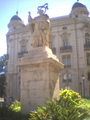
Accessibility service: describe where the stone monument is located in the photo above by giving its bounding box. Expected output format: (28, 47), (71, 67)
(16, 3), (64, 114)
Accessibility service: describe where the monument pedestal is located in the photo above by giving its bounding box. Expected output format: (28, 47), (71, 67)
(16, 46), (63, 114)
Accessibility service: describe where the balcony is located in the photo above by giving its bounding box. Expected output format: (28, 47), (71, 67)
(63, 79), (67, 82)
(18, 51), (28, 58)
(5, 54), (9, 60)
(68, 79), (72, 82)
(60, 46), (72, 52)
(52, 47), (56, 54)
(84, 44), (90, 50)
(63, 79), (72, 83)
(64, 65), (71, 68)
(87, 63), (90, 66)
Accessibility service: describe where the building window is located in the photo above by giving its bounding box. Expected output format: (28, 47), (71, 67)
(68, 73), (72, 80)
(63, 40), (68, 47)
(67, 56), (71, 66)
(63, 73), (72, 82)
(62, 55), (71, 67)
(89, 85), (90, 95)
(86, 53), (90, 65)
(63, 74), (67, 82)
(85, 33), (90, 45)
(68, 73), (72, 82)
(88, 72), (90, 80)
(21, 45), (26, 52)
(63, 74), (67, 80)
(62, 57), (66, 66)
(49, 41), (52, 49)
(65, 86), (70, 90)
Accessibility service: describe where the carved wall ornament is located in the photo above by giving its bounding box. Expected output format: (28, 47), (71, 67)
(20, 39), (28, 47)
(28, 3), (50, 47)
(79, 24), (90, 31)
(30, 71), (42, 81)
(20, 39), (26, 46)
(7, 35), (14, 43)
(60, 32), (71, 40)
(49, 34), (55, 42)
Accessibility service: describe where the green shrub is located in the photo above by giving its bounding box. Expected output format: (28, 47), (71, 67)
(29, 89), (90, 120)
(79, 99), (90, 120)
(9, 100), (21, 112)
(0, 100), (29, 120)
(0, 90), (90, 120)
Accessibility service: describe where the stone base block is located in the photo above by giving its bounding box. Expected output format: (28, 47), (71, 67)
(16, 46), (63, 114)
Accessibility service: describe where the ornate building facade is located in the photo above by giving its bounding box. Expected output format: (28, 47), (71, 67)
(6, 1), (90, 101)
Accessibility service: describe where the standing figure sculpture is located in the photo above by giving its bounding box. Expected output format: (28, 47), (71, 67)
(28, 3), (50, 47)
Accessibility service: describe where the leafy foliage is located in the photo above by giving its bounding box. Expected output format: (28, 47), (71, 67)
(79, 99), (90, 120)
(0, 90), (90, 120)
(0, 100), (29, 120)
(0, 54), (6, 73)
(0, 74), (6, 97)
(29, 89), (90, 120)
(9, 100), (21, 112)
(0, 54), (6, 97)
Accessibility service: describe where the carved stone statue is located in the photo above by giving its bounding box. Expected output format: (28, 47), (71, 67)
(28, 3), (50, 47)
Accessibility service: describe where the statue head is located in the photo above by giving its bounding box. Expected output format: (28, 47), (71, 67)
(38, 10), (44, 16)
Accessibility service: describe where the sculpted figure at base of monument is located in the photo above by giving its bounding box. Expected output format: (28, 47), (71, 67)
(28, 3), (50, 47)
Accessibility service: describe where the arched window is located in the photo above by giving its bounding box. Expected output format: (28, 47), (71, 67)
(89, 85), (90, 95)
(63, 74), (67, 82)
(65, 85), (70, 90)
(21, 45), (26, 52)
(63, 36), (68, 47)
(49, 41), (52, 49)
(68, 73), (72, 80)
(85, 33), (90, 45)
(62, 55), (71, 67)
(88, 71), (90, 80)
(49, 35), (53, 49)
(20, 40), (26, 52)
(63, 74), (67, 80)
(63, 39), (68, 47)
(86, 53), (90, 65)
(68, 73), (72, 82)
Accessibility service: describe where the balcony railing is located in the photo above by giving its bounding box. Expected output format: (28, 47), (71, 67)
(60, 46), (72, 52)
(52, 47), (56, 54)
(5, 54), (9, 60)
(84, 44), (90, 50)
(63, 79), (67, 82)
(18, 51), (28, 57)
(63, 79), (72, 82)
(87, 63), (90, 65)
(68, 79), (72, 82)
(64, 65), (71, 67)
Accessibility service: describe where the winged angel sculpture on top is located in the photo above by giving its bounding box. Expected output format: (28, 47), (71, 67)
(28, 3), (50, 47)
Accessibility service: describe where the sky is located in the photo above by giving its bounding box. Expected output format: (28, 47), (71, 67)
(0, 0), (90, 57)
